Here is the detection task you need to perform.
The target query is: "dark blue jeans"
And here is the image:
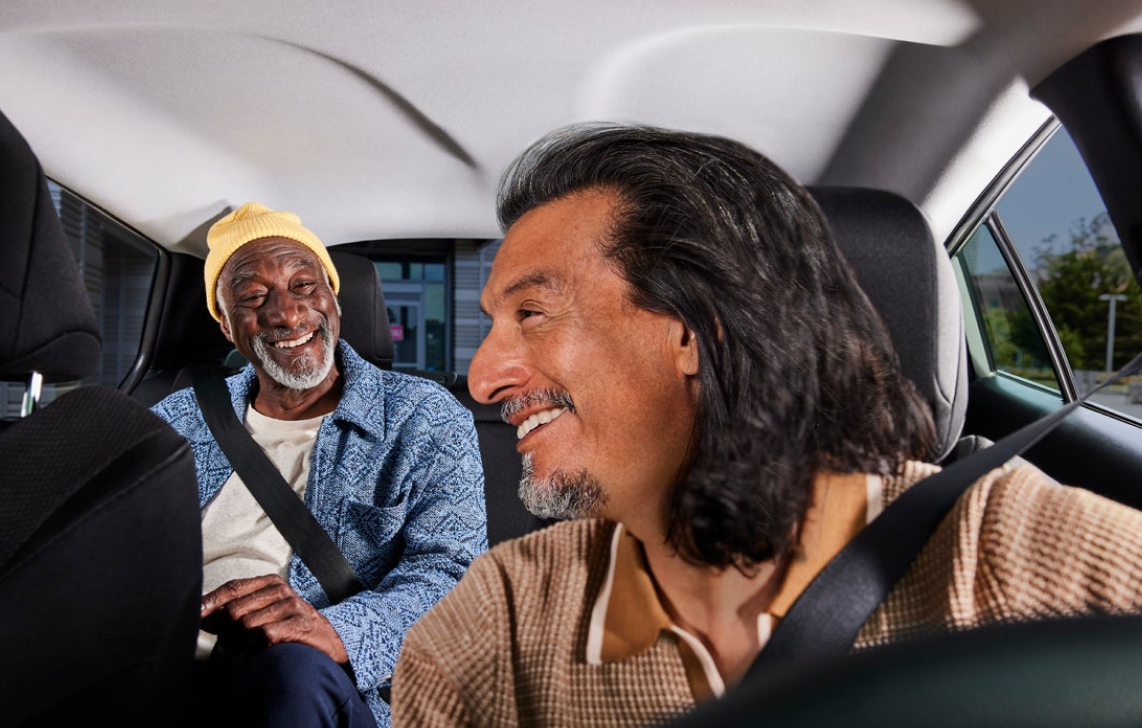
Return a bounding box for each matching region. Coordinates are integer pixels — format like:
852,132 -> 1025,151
186,643 -> 378,728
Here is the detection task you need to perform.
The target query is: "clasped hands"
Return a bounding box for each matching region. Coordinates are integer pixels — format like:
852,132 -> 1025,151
200,573 -> 349,664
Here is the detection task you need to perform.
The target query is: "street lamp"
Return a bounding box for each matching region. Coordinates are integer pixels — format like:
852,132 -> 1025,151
1099,293 -> 1127,373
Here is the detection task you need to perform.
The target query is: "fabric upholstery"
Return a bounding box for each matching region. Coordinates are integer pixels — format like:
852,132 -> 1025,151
150,252 -> 236,370
0,107 -> 100,382
0,387 -> 202,724
809,186 -> 967,461
0,104 -> 202,725
329,250 -> 394,370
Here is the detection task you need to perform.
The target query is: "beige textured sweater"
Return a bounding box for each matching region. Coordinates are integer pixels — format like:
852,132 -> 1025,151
392,462 -> 1142,727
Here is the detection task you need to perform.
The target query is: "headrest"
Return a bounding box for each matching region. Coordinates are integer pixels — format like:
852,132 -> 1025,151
0,108 -> 101,382
808,186 -> 967,461
149,248 -> 394,375
149,252 -> 235,370
328,250 -> 394,370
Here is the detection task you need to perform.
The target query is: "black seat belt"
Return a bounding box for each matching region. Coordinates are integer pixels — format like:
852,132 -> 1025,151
191,362 -> 364,604
745,350 -> 1142,682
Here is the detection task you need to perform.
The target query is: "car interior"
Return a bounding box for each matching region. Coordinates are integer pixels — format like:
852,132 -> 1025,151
124,183 -> 973,550
5,0 -> 1142,724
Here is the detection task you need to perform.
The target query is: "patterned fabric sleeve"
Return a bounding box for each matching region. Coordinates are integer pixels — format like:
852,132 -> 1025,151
319,383 -> 488,708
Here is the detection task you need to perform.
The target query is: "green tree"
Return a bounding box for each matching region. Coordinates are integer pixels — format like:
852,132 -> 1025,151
1031,213 -> 1142,371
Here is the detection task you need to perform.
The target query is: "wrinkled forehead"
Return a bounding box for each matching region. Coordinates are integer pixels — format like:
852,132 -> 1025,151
483,191 -> 621,308
223,237 -> 321,284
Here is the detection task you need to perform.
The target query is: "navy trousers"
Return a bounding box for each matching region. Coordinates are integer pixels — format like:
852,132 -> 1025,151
184,643 -> 378,728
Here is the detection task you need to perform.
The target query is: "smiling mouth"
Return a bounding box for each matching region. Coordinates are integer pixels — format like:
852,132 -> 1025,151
516,407 -> 567,440
272,331 -> 316,349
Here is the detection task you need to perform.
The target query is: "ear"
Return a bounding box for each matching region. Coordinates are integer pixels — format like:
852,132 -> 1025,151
669,318 -> 700,376
218,310 -> 234,343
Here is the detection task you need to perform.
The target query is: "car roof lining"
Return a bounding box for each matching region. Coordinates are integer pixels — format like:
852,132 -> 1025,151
4,1 -> 1142,253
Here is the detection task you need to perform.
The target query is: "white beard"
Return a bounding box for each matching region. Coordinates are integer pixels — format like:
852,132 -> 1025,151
249,324 -> 336,390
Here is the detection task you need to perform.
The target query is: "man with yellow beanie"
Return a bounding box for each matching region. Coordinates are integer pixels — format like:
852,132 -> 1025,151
152,202 -> 487,728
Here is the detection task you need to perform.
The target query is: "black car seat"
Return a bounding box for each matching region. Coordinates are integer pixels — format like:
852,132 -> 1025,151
128,250 -> 239,405
809,185 -> 971,462
0,108 -> 202,724
329,249 -> 397,370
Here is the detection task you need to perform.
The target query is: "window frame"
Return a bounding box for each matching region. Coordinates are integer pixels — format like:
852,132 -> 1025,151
953,222 -> 1065,396
949,119 -> 1080,403
949,119 -> 1142,429
46,178 -> 170,393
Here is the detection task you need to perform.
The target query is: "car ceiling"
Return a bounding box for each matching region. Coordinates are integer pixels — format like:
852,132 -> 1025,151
2,0 -> 1142,255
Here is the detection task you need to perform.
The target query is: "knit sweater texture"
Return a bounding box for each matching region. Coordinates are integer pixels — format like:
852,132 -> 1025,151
391,461 -> 1142,727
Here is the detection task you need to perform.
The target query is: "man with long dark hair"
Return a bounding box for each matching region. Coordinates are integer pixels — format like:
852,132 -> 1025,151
391,123 -> 1142,726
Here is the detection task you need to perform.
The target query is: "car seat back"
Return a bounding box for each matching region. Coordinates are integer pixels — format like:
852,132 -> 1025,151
128,250 -> 238,404
0,106 -> 201,724
809,186 -> 968,462
329,249 -> 396,370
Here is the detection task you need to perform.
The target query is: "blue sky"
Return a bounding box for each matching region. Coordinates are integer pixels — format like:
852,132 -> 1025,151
996,126 -> 1116,269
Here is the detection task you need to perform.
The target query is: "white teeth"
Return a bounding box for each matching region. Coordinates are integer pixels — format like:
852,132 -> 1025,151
275,331 -> 315,349
517,407 -> 566,440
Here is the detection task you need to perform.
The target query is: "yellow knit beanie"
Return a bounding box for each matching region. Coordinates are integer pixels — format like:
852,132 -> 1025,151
204,202 -> 341,321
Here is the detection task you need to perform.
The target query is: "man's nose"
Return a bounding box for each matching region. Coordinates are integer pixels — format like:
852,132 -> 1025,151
262,289 -> 306,329
468,325 -> 528,405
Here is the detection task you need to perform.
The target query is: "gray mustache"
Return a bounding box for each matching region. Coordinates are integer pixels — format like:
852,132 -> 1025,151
501,389 -> 574,424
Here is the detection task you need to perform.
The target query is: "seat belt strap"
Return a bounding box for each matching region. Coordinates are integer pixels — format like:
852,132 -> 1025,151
745,350 -> 1142,682
191,362 -> 364,605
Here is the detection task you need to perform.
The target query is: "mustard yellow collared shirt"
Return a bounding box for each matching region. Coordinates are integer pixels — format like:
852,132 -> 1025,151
585,471 -> 884,701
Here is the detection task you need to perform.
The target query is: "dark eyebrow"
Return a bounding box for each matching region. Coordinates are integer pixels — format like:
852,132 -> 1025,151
480,270 -> 563,316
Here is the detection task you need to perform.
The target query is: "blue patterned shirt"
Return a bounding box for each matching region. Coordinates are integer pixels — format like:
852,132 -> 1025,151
151,341 -> 487,726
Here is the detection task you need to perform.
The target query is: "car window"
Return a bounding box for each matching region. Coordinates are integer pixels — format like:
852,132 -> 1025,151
337,239 -> 501,375
954,223 -> 1060,392
0,182 -> 160,417
953,124 -> 1142,421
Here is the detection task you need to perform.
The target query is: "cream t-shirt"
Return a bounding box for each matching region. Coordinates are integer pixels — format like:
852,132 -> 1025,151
196,406 -> 325,659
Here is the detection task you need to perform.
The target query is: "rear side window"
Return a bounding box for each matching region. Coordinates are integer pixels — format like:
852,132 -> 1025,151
952,124 -> 1142,421
955,224 -> 1059,391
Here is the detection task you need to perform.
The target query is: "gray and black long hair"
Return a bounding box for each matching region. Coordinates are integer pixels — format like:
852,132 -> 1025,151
497,123 -> 936,570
